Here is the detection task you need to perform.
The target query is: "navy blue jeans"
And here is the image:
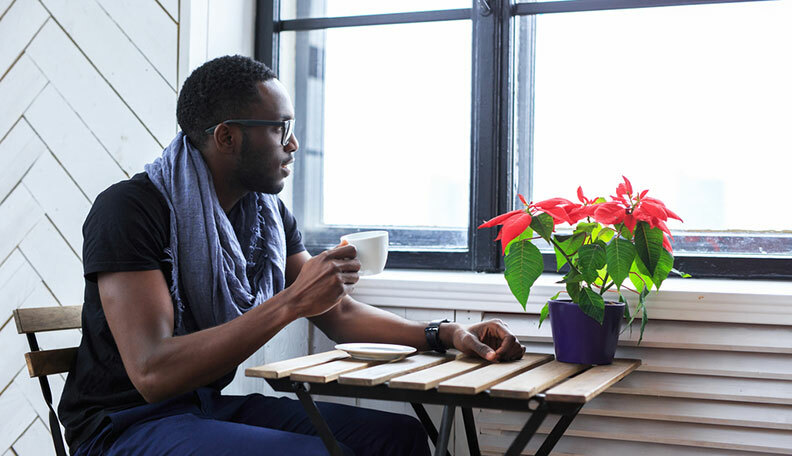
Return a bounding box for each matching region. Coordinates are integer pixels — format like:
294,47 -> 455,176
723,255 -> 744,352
74,388 -> 430,455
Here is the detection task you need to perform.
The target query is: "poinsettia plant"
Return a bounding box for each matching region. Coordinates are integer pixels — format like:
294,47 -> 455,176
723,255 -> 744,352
478,176 -> 687,342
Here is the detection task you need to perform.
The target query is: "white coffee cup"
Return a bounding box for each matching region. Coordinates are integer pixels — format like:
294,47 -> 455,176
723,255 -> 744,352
340,231 -> 389,276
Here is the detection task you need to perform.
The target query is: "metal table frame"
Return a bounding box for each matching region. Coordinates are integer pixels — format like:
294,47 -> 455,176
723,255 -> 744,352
267,378 -> 583,456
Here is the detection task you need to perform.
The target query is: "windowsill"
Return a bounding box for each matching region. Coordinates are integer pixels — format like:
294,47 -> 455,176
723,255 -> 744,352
350,269 -> 792,325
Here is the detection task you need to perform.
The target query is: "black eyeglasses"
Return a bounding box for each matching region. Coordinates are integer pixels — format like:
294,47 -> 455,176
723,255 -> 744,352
204,119 -> 295,146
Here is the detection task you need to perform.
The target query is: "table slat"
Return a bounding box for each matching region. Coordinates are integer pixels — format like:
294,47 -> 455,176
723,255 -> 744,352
389,356 -> 486,391
290,358 -> 381,383
437,353 -> 552,395
489,361 -> 589,399
544,359 -> 641,404
245,350 -> 349,379
338,352 -> 459,386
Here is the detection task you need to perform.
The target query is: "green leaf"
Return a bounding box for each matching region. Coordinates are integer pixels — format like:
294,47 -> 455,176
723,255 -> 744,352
538,302 -> 550,328
634,221 -> 664,277
562,269 -> 583,283
554,232 -> 585,271
504,227 -> 533,256
577,243 -> 606,284
672,268 -> 692,278
594,197 -> 607,204
617,224 -> 633,240
566,282 -> 582,302
530,213 -> 555,242
595,227 -> 616,243
629,258 -> 654,293
606,238 -> 636,290
578,287 -> 605,324
652,248 -> 674,289
591,226 -> 614,244
638,288 -> 649,344
555,234 -> 573,243
503,240 -> 544,309
619,293 -> 632,335
574,222 -> 598,235
634,254 -> 651,276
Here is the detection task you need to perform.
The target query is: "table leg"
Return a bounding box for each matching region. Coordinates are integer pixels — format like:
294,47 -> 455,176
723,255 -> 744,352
292,382 -> 346,456
461,407 -> 481,456
434,405 -> 456,456
535,406 -> 582,456
504,407 -> 549,456
410,403 -> 453,456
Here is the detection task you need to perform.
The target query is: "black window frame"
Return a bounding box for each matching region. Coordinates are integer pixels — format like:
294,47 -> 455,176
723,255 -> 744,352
256,0 -> 792,280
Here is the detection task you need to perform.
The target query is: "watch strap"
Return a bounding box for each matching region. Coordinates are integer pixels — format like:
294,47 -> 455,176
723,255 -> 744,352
424,319 -> 450,353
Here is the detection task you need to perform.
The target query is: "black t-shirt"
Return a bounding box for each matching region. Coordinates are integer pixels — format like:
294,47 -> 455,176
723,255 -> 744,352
58,172 -> 305,452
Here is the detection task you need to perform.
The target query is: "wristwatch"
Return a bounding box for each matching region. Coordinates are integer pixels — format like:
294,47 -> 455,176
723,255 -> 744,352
424,319 -> 450,354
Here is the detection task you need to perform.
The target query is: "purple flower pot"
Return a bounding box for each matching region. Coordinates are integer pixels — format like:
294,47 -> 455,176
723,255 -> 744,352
548,299 -> 624,365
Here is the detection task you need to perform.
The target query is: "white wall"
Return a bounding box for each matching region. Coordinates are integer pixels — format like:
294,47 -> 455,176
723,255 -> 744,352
0,0 -> 179,453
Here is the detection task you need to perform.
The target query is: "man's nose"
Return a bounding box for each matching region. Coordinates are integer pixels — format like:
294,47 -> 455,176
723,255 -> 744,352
285,133 -> 299,153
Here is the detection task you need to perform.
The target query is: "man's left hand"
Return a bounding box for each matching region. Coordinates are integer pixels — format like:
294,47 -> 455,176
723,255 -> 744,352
442,319 -> 526,362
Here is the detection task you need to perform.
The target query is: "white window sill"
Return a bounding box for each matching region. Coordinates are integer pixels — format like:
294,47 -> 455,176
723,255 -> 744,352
350,269 -> 792,325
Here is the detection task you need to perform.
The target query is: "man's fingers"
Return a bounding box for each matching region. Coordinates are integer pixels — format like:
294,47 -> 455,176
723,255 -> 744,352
490,320 -> 511,338
494,334 -> 527,362
340,272 -> 359,285
465,334 -> 497,362
342,283 -> 356,295
501,342 -> 526,361
334,258 -> 361,273
326,243 -> 357,259
494,334 -> 519,357
464,319 -> 525,362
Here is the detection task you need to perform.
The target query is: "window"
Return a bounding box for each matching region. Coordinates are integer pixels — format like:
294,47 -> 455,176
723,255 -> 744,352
258,0 -> 792,279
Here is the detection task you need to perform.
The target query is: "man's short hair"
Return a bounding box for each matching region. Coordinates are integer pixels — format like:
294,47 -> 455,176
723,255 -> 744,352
177,55 -> 277,149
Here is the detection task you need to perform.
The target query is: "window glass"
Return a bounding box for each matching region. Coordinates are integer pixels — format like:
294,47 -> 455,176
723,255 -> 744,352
281,20 -> 472,250
281,0 -> 470,20
515,1 -> 792,256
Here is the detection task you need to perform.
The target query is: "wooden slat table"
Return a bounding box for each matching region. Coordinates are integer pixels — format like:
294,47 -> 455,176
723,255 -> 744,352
247,352 -> 640,456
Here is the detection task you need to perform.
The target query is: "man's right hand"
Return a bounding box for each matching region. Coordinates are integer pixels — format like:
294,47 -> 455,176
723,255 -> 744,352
286,242 -> 360,318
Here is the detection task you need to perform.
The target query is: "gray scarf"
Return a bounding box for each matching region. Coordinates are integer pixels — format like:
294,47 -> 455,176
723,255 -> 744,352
145,132 -> 286,335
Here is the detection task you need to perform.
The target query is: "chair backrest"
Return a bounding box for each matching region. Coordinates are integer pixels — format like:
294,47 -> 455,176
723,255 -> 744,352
14,305 -> 81,376
13,305 -> 82,456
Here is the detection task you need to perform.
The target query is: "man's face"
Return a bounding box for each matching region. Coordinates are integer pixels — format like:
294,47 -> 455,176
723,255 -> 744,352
235,79 -> 298,194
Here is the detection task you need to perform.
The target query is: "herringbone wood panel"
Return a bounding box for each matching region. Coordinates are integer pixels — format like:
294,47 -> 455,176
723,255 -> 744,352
0,0 -> 178,454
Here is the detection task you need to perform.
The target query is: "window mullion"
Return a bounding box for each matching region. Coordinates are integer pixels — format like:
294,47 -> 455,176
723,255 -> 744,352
256,0 -> 280,70
470,0 -> 512,272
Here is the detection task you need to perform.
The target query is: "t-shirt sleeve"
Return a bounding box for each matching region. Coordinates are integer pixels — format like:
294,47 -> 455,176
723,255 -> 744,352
278,198 -> 306,257
82,182 -> 169,282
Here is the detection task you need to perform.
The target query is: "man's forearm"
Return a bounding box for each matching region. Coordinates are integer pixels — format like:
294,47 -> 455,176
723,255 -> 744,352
134,290 -> 299,403
310,296 -> 461,351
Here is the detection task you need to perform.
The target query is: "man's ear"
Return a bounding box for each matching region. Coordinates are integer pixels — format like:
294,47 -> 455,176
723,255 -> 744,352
212,123 -> 238,155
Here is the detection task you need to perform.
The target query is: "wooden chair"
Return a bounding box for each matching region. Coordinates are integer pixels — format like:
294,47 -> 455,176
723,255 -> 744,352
12,305 -> 82,456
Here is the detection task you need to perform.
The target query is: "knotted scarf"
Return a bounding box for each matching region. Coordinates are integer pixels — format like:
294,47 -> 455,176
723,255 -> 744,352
145,132 -> 286,335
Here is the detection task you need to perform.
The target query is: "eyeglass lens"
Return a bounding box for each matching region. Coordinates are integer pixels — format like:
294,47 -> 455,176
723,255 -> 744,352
282,119 -> 294,146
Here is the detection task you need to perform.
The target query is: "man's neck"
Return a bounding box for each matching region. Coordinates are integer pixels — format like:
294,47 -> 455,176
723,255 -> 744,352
200,150 -> 246,214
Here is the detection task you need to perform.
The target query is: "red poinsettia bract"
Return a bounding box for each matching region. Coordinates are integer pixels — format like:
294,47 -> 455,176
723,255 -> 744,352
478,177 -> 683,253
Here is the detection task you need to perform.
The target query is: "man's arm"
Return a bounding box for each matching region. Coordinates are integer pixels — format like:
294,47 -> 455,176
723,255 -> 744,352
287,251 -> 526,362
101,244 -> 359,403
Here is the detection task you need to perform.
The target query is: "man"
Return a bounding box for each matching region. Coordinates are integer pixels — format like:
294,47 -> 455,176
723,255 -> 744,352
58,55 -> 525,455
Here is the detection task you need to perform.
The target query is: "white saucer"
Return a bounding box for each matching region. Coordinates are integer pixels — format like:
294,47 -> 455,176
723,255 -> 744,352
335,343 -> 417,361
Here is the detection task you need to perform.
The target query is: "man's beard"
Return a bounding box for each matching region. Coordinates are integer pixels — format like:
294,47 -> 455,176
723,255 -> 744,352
236,130 -> 284,194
